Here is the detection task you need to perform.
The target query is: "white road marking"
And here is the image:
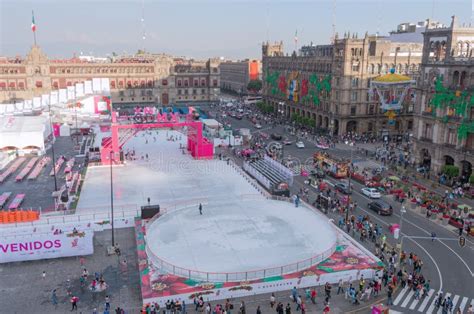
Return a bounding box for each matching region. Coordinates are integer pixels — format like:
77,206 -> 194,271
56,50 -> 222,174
418,289 -> 435,312
401,289 -> 415,307
426,291 -> 441,314
409,291 -> 421,310
437,293 -> 451,314
458,296 -> 468,312
451,295 -> 460,309
393,287 -> 409,305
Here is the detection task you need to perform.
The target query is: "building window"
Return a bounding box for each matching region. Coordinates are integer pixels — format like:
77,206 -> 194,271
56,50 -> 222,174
350,106 -> 356,115
119,91 -> 125,97
423,123 -> 432,139
184,80 -> 189,87
184,89 -> 189,95
177,80 -> 182,87
201,79 -> 206,87
335,77 -> 340,86
352,64 -> 360,72
193,89 -> 197,95
201,89 -> 206,94
447,128 -> 457,145
35,81 -> 42,88
162,79 -> 168,86
407,120 -> 413,130
335,91 -> 339,101
368,105 -> 375,115
178,90 -> 182,95
213,79 -> 218,87
194,80 -> 198,87
351,77 -> 359,87
351,91 -> 358,101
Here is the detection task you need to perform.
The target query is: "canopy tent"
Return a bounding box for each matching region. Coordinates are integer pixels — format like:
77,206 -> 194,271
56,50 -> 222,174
0,115 -> 51,153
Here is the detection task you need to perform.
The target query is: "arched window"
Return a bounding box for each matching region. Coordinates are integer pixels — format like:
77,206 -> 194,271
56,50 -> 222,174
453,71 -> 460,86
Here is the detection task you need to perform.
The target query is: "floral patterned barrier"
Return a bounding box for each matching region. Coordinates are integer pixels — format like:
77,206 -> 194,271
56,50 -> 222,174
135,219 -> 383,306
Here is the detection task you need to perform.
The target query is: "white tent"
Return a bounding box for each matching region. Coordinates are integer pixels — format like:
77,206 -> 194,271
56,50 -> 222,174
0,115 -> 51,153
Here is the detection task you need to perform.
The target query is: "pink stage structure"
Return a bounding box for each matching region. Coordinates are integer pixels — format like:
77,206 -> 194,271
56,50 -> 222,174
100,108 -> 213,164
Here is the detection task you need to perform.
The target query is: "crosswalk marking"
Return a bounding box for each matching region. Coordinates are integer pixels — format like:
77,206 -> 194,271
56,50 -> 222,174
418,289 -> 435,312
401,290 -> 415,307
458,297 -> 468,312
393,287 -> 409,305
437,293 -> 451,314
409,292 -> 421,310
451,295 -> 460,309
426,291 -> 441,314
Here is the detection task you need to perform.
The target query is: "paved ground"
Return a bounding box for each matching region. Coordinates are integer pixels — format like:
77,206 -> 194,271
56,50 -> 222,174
0,228 -> 141,313
0,136 -> 85,211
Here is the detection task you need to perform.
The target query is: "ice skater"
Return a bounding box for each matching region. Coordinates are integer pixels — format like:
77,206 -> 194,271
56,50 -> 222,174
199,203 -> 202,215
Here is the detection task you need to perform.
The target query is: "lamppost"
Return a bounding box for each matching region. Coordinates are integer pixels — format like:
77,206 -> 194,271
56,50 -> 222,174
397,206 -> 407,267
49,104 -> 58,192
109,150 -> 115,249
345,140 -> 354,220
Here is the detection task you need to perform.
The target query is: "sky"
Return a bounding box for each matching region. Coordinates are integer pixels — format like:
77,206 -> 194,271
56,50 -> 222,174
0,0 -> 472,60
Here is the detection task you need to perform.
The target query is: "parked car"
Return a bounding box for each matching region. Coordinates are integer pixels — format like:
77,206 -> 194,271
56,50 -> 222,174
335,183 -> 352,194
271,133 -> 283,140
282,138 -> 293,145
361,187 -> 381,199
255,124 -> 262,129
296,141 -> 305,148
368,201 -> 393,215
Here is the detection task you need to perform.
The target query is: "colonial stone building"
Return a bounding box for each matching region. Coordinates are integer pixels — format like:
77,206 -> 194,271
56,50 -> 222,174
219,59 -> 261,94
262,23 -> 427,136
0,45 -> 220,106
413,16 -> 474,178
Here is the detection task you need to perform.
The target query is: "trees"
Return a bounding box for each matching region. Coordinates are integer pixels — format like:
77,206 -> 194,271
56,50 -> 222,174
247,79 -> 262,93
256,101 -> 274,113
442,165 -> 460,179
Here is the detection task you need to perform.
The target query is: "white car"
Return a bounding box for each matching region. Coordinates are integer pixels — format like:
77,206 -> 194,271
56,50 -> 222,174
361,187 -> 381,199
296,141 -> 305,148
255,124 -> 262,129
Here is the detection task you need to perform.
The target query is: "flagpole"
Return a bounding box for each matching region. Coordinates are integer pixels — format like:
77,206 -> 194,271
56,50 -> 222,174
32,10 -> 37,46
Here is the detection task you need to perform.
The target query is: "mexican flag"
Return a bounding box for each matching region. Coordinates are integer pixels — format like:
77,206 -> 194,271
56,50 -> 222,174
31,11 -> 36,32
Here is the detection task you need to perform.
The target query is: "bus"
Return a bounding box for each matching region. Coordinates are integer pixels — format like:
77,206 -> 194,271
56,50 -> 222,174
314,152 -> 349,178
243,96 -> 262,105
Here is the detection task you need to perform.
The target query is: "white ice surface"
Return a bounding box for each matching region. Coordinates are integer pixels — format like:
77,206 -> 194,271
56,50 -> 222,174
147,198 -> 336,273
77,130 -> 336,273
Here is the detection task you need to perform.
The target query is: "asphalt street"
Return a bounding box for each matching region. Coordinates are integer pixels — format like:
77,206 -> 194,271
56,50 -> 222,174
207,105 -> 474,313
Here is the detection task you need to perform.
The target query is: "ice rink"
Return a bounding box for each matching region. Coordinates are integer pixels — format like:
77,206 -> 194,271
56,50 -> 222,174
77,130 -> 257,212
77,130 -> 337,276
146,198 -> 337,274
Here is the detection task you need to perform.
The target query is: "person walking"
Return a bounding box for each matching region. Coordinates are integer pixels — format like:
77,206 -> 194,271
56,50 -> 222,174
270,293 -> 276,308
256,305 -> 262,314
70,295 -> 79,311
51,289 -> 58,306
337,279 -> 344,295
199,203 -> 203,215
105,295 -> 111,311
